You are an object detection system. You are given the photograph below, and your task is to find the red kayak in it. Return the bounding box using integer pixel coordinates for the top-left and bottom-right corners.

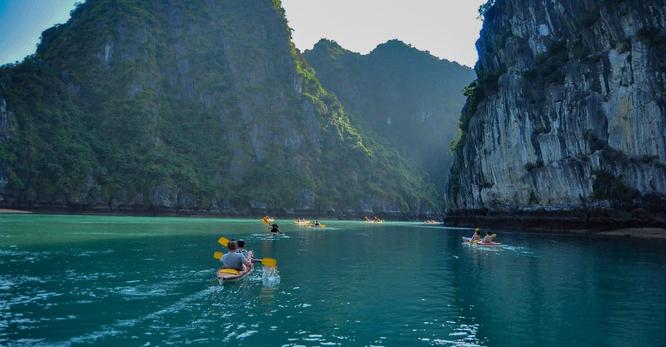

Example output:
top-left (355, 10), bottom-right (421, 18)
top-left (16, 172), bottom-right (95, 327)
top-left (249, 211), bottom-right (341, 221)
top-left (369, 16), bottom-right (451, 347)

top-left (462, 236), bottom-right (501, 246)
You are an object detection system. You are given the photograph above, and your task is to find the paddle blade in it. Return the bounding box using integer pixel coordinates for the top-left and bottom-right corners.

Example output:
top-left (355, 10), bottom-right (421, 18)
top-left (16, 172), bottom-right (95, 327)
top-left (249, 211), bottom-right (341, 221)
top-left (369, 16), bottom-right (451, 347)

top-left (218, 236), bottom-right (230, 247)
top-left (213, 251), bottom-right (224, 260)
top-left (261, 258), bottom-right (277, 267)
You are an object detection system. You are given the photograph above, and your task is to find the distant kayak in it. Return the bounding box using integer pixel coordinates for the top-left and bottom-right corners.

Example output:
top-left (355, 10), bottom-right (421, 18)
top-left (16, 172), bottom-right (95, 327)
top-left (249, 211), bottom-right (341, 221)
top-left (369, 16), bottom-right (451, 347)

top-left (462, 236), bottom-right (501, 246)
top-left (217, 264), bottom-right (253, 283)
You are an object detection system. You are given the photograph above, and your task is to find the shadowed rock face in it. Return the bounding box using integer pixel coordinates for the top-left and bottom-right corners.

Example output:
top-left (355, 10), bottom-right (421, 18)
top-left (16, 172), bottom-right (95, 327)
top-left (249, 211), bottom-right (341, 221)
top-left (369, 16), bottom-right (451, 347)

top-left (0, 0), bottom-right (437, 217)
top-left (304, 39), bottom-right (475, 204)
top-left (447, 0), bottom-right (666, 227)
top-left (0, 98), bottom-right (10, 196)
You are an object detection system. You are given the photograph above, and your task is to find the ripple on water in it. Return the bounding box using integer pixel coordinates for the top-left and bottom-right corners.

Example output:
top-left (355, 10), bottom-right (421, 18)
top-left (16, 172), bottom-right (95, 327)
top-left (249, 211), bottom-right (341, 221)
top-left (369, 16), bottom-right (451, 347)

top-left (53, 286), bottom-right (222, 346)
top-left (250, 233), bottom-right (291, 240)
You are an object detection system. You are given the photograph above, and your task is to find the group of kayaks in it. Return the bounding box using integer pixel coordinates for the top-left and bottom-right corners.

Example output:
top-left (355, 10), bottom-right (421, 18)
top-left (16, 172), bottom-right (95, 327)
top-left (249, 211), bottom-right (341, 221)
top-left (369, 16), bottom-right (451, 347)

top-left (364, 217), bottom-right (384, 224)
top-left (293, 219), bottom-right (326, 228)
top-left (216, 220), bottom-right (502, 285)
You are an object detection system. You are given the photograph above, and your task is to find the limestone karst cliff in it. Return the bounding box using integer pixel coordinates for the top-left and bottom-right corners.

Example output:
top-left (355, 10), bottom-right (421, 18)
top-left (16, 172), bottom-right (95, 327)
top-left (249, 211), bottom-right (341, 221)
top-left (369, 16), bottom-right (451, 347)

top-left (0, 0), bottom-right (437, 216)
top-left (446, 0), bottom-right (666, 228)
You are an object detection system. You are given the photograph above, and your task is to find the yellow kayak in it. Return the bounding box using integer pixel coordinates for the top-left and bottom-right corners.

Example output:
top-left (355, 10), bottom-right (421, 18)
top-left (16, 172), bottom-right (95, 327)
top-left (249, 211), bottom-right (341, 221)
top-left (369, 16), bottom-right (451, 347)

top-left (217, 264), bottom-right (254, 283)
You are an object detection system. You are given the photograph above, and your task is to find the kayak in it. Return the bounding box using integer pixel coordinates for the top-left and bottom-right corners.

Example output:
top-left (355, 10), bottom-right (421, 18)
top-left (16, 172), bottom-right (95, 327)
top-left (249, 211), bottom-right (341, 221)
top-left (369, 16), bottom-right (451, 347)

top-left (217, 263), bottom-right (254, 284)
top-left (462, 236), bottom-right (501, 246)
top-left (294, 220), bottom-right (311, 225)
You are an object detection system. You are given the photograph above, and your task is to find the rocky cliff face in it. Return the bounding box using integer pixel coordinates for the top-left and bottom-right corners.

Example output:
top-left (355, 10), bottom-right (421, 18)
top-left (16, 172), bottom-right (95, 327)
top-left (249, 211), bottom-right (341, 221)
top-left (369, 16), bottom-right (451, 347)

top-left (304, 39), bottom-right (475, 202)
top-left (447, 0), bottom-right (666, 228)
top-left (0, 97), bottom-right (11, 195)
top-left (0, 0), bottom-right (436, 216)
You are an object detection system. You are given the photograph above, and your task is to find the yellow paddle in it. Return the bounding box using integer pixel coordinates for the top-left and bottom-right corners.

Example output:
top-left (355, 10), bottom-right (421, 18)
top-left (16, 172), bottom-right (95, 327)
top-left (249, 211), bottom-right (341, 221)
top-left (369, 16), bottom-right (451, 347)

top-left (215, 235), bottom-right (278, 267)
top-left (218, 236), bottom-right (230, 247)
top-left (213, 251), bottom-right (277, 267)
top-left (260, 258), bottom-right (277, 267)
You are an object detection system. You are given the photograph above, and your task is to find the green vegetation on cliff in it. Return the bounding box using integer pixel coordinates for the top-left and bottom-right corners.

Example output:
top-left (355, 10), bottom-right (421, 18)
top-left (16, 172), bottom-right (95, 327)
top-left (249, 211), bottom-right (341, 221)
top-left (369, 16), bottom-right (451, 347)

top-left (304, 39), bottom-right (475, 203)
top-left (0, 0), bottom-right (436, 215)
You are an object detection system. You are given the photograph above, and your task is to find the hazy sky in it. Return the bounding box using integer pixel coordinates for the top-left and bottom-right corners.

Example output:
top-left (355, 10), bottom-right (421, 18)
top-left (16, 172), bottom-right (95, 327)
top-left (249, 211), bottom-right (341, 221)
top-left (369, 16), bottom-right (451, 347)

top-left (282, 0), bottom-right (485, 67)
top-left (0, 0), bottom-right (484, 67)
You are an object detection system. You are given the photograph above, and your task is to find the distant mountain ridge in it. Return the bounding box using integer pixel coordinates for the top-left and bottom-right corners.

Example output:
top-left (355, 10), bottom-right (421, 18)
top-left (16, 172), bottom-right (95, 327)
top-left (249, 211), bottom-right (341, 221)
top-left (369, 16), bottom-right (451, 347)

top-left (0, 0), bottom-right (440, 217)
top-left (304, 39), bottom-right (475, 202)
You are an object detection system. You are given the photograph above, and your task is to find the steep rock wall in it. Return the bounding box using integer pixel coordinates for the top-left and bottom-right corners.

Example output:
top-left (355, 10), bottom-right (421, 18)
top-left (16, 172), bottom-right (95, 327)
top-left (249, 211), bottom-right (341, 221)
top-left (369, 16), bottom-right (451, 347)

top-left (447, 0), bottom-right (666, 228)
top-left (0, 0), bottom-right (436, 217)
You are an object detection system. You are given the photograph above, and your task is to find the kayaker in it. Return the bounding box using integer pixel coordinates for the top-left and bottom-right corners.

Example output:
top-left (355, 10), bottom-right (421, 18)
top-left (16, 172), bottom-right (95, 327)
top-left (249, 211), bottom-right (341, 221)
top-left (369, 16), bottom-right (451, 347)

top-left (471, 228), bottom-right (481, 242)
top-left (270, 224), bottom-right (280, 234)
top-left (221, 241), bottom-right (249, 271)
top-left (482, 231), bottom-right (494, 243)
top-left (314, 220), bottom-right (320, 227)
top-left (237, 239), bottom-right (253, 259)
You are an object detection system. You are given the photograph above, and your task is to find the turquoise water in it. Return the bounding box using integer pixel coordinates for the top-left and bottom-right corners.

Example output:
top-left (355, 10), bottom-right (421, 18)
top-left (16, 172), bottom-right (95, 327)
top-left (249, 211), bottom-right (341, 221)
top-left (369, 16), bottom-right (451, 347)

top-left (1, 214), bottom-right (665, 346)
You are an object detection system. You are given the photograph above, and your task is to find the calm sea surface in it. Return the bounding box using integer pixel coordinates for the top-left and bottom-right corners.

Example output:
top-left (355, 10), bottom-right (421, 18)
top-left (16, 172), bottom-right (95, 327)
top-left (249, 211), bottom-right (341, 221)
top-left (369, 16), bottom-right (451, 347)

top-left (1, 214), bottom-right (665, 346)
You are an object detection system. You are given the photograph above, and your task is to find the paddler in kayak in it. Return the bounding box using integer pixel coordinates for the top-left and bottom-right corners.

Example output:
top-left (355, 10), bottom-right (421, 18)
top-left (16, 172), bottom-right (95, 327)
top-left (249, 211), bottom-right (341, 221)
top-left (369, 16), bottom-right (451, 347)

top-left (237, 239), bottom-right (253, 259)
top-left (482, 231), bottom-right (495, 243)
top-left (270, 224), bottom-right (281, 234)
top-left (470, 228), bottom-right (481, 242)
top-left (221, 241), bottom-right (251, 271)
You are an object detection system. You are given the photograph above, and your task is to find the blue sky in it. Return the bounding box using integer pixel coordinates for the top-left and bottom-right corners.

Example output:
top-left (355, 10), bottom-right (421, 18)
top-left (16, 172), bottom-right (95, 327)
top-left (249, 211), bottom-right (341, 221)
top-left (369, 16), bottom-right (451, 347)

top-left (0, 0), bottom-right (483, 67)
top-left (0, 0), bottom-right (78, 65)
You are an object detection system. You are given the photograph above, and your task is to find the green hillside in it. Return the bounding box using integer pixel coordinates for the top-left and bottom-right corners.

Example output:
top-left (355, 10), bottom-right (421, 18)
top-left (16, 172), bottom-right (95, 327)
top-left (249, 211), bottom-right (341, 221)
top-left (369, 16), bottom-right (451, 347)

top-left (0, 0), bottom-right (437, 216)
top-left (304, 39), bottom-right (474, 201)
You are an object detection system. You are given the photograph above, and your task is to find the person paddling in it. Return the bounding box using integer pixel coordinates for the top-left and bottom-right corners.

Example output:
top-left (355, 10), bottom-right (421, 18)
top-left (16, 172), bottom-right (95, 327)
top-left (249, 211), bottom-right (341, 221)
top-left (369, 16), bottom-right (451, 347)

top-left (482, 231), bottom-right (495, 243)
top-left (270, 224), bottom-right (281, 234)
top-left (471, 228), bottom-right (481, 242)
top-left (221, 241), bottom-right (250, 271)
top-left (237, 239), bottom-right (253, 260)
